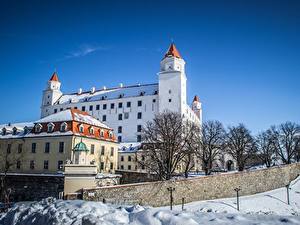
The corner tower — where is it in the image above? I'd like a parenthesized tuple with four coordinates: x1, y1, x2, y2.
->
(41, 72, 62, 117)
(158, 43, 187, 114)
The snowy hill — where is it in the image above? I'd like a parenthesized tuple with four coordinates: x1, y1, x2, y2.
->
(0, 177, 299, 225)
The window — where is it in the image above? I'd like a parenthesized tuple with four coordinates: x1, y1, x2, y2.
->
(89, 105, 93, 111)
(169, 89, 172, 94)
(110, 162, 113, 170)
(141, 155, 145, 161)
(153, 99, 156, 103)
(74, 106, 78, 109)
(128, 155, 132, 161)
(60, 108, 63, 111)
(13, 127, 17, 135)
(30, 160, 35, 170)
(79, 124, 84, 133)
(120, 165, 124, 170)
(91, 144, 95, 154)
(44, 160, 49, 170)
(137, 125, 142, 132)
(16, 161, 21, 169)
(82, 106, 86, 111)
(101, 146, 105, 155)
(118, 102, 123, 108)
(18, 144, 22, 153)
(54, 109, 58, 113)
(59, 142, 64, 153)
(89, 127, 94, 135)
(47, 123, 54, 133)
(96, 105, 100, 110)
(121, 155, 124, 161)
(118, 126, 122, 133)
(100, 162, 104, 170)
(100, 130, 104, 137)
(124, 112, 129, 119)
(32, 143, 36, 153)
(60, 122, 67, 132)
(103, 104, 107, 110)
(137, 135, 142, 142)
(108, 131, 113, 138)
(108, 103, 113, 109)
(118, 114, 123, 120)
(128, 165, 131, 170)
(7, 144, 11, 154)
(138, 100, 142, 107)
(169, 99, 172, 102)
(57, 160, 63, 170)
(35, 124, 42, 133)
(126, 102, 131, 108)
(45, 142, 50, 153)
(118, 136, 122, 142)
(142, 165, 145, 170)
(137, 112, 142, 119)
(110, 147, 114, 156)
(102, 115, 106, 122)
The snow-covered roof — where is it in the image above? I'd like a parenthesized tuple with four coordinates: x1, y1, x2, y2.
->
(0, 122, 34, 138)
(56, 83, 158, 105)
(36, 109, 110, 129)
(118, 142, 142, 153)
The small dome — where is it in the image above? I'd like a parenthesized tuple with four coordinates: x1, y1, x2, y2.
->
(73, 141, 89, 152)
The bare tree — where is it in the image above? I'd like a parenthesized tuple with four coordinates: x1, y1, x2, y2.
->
(225, 124, 256, 171)
(141, 111, 199, 180)
(256, 129, 276, 167)
(0, 140, 26, 203)
(271, 122, 300, 164)
(195, 120, 225, 175)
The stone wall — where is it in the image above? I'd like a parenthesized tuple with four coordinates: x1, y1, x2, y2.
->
(115, 170, 159, 184)
(1, 174, 64, 202)
(83, 163, 300, 207)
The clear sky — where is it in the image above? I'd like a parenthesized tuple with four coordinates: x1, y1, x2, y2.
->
(0, 0, 299, 134)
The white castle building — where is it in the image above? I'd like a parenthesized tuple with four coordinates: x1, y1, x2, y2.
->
(41, 44, 202, 143)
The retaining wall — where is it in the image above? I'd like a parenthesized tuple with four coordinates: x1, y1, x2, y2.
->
(83, 163, 300, 207)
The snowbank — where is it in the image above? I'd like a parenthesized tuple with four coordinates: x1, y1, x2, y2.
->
(1, 177, 300, 225)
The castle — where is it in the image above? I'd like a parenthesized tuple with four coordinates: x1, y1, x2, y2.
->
(40, 43, 202, 143)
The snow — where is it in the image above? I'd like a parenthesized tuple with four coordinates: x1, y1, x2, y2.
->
(35, 109, 109, 129)
(119, 142, 142, 153)
(57, 83, 158, 104)
(1, 177, 300, 225)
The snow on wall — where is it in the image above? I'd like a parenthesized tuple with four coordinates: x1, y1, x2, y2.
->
(83, 163, 300, 207)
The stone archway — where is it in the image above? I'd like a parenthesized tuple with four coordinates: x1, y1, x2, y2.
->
(226, 160, 234, 171)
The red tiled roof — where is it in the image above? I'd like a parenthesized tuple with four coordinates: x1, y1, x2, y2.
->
(49, 72, 59, 82)
(164, 43, 181, 59)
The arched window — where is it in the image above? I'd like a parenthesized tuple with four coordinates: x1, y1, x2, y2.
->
(47, 123, 55, 133)
(89, 126, 94, 135)
(100, 129, 104, 137)
(79, 124, 84, 133)
(12, 127, 17, 135)
(60, 122, 68, 132)
(35, 124, 42, 133)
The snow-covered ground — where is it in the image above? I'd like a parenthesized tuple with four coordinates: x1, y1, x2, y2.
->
(0, 177, 299, 225)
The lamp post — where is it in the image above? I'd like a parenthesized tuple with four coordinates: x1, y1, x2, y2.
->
(167, 187, 175, 210)
(234, 187, 241, 211)
(286, 183, 291, 205)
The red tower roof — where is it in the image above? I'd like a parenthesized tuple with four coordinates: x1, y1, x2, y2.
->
(164, 43, 182, 59)
(193, 95, 200, 102)
(49, 72, 59, 82)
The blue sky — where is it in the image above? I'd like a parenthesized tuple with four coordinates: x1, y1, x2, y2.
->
(0, 0, 299, 134)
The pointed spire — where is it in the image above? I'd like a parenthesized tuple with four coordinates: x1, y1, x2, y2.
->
(49, 71, 59, 82)
(164, 43, 182, 59)
(193, 95, 200, 102)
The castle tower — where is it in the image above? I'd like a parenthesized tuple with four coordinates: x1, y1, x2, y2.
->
(41, 72, 62, 116)
(158, 43, 187, 114)
(192, 95, 202, 121)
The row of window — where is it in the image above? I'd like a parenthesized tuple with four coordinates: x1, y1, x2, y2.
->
(120, 155, 145, 162)
(92, 145, 115, 156)
(117, 134, 141, 143)
(16, 160, 64, 170)
(117, 125, 142, 134)
(99, 112, 143, 122)
(119, 164, 145, 170)
(99, 162, 114, 170)
(6, 142, 64, 154)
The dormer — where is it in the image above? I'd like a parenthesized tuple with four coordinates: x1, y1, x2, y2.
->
(12, 127, 18, 135)
(89, 126, 94, 135)
(60, 122, 68, 132)
(78, 124, 84, 133)
(47, 122, 55, 133)
(35, 123, 42, 133)
(2, 127, 6, 136)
